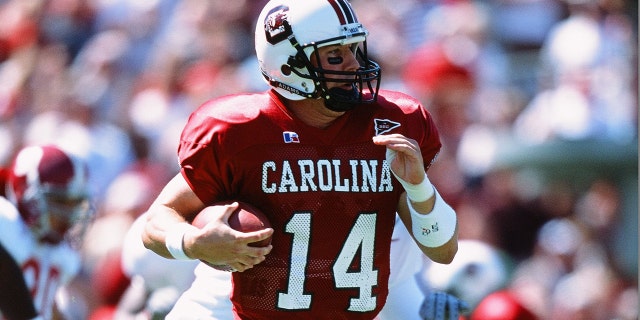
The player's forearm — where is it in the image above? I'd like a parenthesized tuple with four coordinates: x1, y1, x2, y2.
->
(388, 150, 458, 264)
(141, 207, 193, 260)
(397, 192, 458, 264)
(141, 173, 205, 260)
(415, 226, 458, 264)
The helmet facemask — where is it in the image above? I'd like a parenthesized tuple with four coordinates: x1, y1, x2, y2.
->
(19, 180, 93, 246)
(292, 40, 381, 112)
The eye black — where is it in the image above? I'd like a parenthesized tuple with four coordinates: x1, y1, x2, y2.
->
(327, 57, 343, 65)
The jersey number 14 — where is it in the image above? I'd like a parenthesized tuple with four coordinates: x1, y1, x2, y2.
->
(277, 212, 378, 312)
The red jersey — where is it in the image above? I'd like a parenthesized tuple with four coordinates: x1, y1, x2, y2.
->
(178, 89, 441, 319)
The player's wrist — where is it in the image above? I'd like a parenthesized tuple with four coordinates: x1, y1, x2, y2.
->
(386, 148, 435, 203)
(397, 172, 435, 203)
(409, 189, 456, 248)
(165, 223, 195, 260)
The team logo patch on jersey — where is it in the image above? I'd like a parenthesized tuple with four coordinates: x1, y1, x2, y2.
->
(283, 131, 300, 143)
(374, 119, 401, 135)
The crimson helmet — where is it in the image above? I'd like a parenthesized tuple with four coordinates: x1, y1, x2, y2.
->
(471, 291, 538, 320)
(6, 145, 92, 245)
(255, 0, 381, 111)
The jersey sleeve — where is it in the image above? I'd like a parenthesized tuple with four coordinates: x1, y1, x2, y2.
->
(177, 107, 230, 204)
(176, 93, 272, 204)
(389, 90, 442, 172)
(377, 89, 442, 172)
(417, 104, 442, 172)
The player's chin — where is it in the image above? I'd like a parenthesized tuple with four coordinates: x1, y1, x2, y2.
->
(333, 82, 355, 91)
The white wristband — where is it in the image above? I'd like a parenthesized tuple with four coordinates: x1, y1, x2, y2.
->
(397, 174, 435, 203)
(165, 223, 194, 260)
(386, 148, 434, 202)
(409, 189, 456, 248)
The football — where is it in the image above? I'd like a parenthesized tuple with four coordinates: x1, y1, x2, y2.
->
(191, 201, 272, 271)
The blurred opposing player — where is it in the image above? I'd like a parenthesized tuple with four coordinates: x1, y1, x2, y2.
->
(116, 212, 200, 319)
(0, 145, 93, 320)
(423, 239, 510, 310)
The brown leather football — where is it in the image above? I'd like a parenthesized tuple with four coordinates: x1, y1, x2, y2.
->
(191, 201, 272, 271)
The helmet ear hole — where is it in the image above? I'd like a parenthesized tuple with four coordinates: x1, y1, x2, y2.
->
(281, 64, 292, 76)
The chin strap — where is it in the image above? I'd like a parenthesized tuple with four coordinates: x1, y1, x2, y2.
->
(323, 86, 360, 112)
(263, 71, 361, 112)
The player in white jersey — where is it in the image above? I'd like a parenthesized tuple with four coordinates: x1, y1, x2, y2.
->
(116, 212, 200, 318)
(0, 145, 93, 320)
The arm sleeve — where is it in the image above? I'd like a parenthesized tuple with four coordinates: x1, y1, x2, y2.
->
(417, 105, 442, 172)
(0, 243, 38, 320)
(177, 110, 229, 204)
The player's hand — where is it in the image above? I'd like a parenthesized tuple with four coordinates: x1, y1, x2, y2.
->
(420, 290, 470, 320)
(184, 203, 273, 272)
(372, 133, 425, 185)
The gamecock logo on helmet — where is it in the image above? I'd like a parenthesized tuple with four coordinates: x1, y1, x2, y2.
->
(264, 5, 291, 45)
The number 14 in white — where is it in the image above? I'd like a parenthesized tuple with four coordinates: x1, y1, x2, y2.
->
(277, 212, 378, 312)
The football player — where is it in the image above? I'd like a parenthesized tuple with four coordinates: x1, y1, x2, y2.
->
(141, 0, 459, 318)
(0, 145, 93, 320)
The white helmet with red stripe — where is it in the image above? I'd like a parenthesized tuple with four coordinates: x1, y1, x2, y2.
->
(6, 144, 92, 245)
(255, 0, 381, 111)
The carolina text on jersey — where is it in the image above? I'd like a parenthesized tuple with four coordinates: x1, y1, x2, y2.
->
(261, 159, 394, 193)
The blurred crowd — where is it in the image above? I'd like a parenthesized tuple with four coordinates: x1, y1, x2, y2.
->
(0, 0, 636, 319)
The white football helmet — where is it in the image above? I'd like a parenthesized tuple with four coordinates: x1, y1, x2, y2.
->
(255, 0, 381, 111)
(424, 240, 510, 309)
(6, 145, 92, 245)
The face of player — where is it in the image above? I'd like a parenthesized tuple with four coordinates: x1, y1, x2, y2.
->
(39, 194, 90, 244)
(311, 44, 360, 91)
